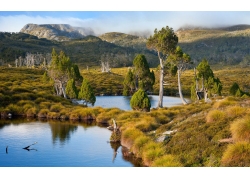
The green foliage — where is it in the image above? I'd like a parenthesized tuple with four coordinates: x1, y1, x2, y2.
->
(123, 68, 135, 96)
(133, 54, 155, 91)
(78, 79, 96, 106)
(130, 89, 151, 112)
(146, 26, 178, 55)
(123, 54, 155, 96)
(229, 82, 240, 96)
(197, 58, 214, 81)
(65, 79, 78, 99)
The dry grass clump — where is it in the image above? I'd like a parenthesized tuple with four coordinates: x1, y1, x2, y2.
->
(135, 116, 158, 132)
(121, 127, 144, 149)
(47, 112, 61, 119)
(213, 98, 236, 109)
(221, 142, 250, 167)
(96, 108, 124, 124)
(206, 109, 226, 123)
(39, 102, 52, 109)
(230, 116, 250, 142)
(141, 141, 165, 166)
(6, 104, 24, 115)
(131, 135, 151, 157)
(50, 103, 64, 112)
(152, 154, 183, 167)
(38, 108, 49, 118)
(225, 106, 246, 119)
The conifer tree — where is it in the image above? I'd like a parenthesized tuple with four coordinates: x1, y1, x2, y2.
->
(78, 79, 96, 106)
(130, 89, 151, 112)
(65, 79, 78, 99)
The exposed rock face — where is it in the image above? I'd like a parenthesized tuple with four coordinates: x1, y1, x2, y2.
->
(20, 24, 95, 41)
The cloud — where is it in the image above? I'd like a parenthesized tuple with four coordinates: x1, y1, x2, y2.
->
(1, 12, 250, 36)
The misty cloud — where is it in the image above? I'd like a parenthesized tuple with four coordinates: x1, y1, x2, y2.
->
(1, 12, 250, 36)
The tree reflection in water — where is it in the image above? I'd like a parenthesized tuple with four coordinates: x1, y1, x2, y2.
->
(49, 121, 78, 145)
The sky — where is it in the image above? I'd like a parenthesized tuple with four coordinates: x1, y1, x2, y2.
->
(1, 0, 250, 36)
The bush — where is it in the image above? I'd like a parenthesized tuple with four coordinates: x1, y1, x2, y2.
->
(221, 142, 250, 167)
(130, 89, 151, 112)
(206, 110, 226, 123)
(230, 116, 250, 142)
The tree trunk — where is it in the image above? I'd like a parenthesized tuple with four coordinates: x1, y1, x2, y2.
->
(158, 52, 164, 108)
(177, 69, 188, 105)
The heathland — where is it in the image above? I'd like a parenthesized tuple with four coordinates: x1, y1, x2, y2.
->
(1, 65, 250, 167)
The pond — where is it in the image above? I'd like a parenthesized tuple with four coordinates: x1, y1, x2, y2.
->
(79, 95, 189, 110)
(0, 119, 143, 167)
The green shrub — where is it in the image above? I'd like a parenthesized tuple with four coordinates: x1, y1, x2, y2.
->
(130, 89, 151, 112)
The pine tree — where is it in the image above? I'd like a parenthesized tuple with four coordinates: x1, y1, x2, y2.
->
(78, 79, 96, 106)
(130, 89, 151, 112)
(65, 79, 78, 99)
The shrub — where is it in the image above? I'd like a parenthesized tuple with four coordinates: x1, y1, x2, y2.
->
(206, 110, 226, 123)
(230, 116, 250, 142)
(221, 142, 250, 167)
(130, 89, 151, 112)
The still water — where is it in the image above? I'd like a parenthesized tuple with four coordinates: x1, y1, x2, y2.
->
(81, 95, 187, 110)
(0, 95, 185, 167)
(0, 119, 141, 167)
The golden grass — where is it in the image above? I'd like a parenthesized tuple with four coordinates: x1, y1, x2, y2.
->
(141, 141, 165, 167)
(221, 142, 250, 167)
(225, 106, 246, 119)
(152, 154, 183, 167)
(206, 109, 226, 123)
(230, 116, 250, 142)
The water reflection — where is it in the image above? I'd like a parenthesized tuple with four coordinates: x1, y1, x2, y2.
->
(49, 121, 78, 145)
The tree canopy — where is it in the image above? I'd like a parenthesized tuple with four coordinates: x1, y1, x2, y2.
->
(48, 48, 82, 98)
(78, 79, 96, 106)
(130, 89, 151, 112)
(146, 26, 178, 108)
(123, 54, 155, 96)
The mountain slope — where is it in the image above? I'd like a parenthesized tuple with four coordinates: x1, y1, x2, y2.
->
(177, 24, 250, 64)
(20, 24, 94, 41)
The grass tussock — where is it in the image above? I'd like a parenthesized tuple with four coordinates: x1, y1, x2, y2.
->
(213, 98, 237, 109)
(206, 110, 226, 123)
(141, 141, 165, 166)
(152, 154, 183, 167)
(121, 127, 144, 149)
(225, 106, 246, 119)
(230, 116, 250, 142)
(135, 116, 159, 132)
(131, 135, 151, 157)
(221, 142, 250, 167)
